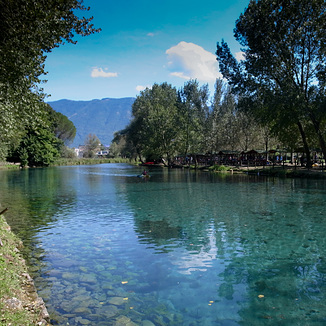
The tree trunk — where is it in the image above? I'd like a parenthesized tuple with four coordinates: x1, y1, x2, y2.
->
(309, 113, 326, 162)
(297, 121, 312, 168)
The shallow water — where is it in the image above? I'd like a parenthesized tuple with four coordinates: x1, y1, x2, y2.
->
(1, 164, 326, 325)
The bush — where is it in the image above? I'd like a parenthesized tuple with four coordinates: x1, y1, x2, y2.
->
(210, 164, 230, 172)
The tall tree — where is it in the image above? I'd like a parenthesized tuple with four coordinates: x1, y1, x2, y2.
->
(130, 83, 179, 165)
(45, 104, 76, 145)
(10, 127, 60, 167)
(177, 80, 210, 160)
(0, 0, 100, 92)
(216, 0, 326, 167)
(84, 134, 100, 158)
(0, 0, 100, 161)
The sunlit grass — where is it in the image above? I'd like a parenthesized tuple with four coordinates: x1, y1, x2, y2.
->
(52, 157, 137, 166)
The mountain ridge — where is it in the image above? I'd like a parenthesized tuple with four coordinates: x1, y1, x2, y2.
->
(48, 97, 135, 147)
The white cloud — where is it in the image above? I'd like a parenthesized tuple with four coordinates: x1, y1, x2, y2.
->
(147, 32, 155, 37)
(136, 85, 152, 92)
(170, 71, 191, 80)
(165, 41, 222, 81)
(235, 51, 245, 61)
(91, 68, 118, 78)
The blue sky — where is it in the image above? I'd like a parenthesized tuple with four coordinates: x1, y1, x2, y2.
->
(43, 0, 250, 101)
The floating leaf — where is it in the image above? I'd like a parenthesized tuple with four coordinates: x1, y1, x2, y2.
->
(258, 294, 264, 298)
(121, 281, 128, 284)
(209, 301, 214, 303)
(123, 297, 128, 300)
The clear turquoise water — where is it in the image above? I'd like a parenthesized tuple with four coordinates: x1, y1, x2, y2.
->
(1, 164, 326, 325)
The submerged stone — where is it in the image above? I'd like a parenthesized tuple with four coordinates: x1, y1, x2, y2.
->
(80, 274, 97, 284)
(62, 272, 75, 280)
(73, 306, 92, 314)
(108, 297, 126, 305)
(73, 294, 92, 302)
(96, 304, 119, 318)
(102, 282, 113, 290)
(142, 320, 156, 326)
(75, 316, 91, 325)
(114, 315, 138, 326)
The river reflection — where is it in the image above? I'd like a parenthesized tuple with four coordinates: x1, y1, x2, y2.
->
(1, 164, 326, 325)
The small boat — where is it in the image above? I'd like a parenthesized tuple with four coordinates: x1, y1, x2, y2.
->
(137, 174, 150, 178)
(138, 169, 150, 178)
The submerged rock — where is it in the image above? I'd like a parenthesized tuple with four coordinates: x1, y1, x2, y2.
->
(108, 296, 126, 305)
(95, 304, 119, 318)
(62, 272, 76, 280)
(104, 305, 119, 318)
(73, 306, 92, 314)
(75, 316, 91, 325)
(142, 320, 156, 326)
(80, 274, 97, 284)
(114, 315, 138, 326)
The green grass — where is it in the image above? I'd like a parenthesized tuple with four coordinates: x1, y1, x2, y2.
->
(0, 215, 46, 325)
(0, 162, 20, 170)
(209, 164, 231, 172)
(52, 157, 136, 166)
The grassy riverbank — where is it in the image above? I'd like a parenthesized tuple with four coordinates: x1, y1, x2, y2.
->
(0, 214, 49, 326)
(0, 157, 137, 169)
(203, 163, 326, 179)
(0, 163, 20, 170)
(51, 157, 135, 166)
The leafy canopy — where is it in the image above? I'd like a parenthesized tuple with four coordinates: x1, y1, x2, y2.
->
(0, 0, 100, 92)
(0, 0, 99, 163)
(216, 0, 326, 165)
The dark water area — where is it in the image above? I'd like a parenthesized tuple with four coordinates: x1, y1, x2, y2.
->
(1, 164, 326, 325)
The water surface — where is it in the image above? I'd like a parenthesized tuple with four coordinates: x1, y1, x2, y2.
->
(1, 164, 326, 325)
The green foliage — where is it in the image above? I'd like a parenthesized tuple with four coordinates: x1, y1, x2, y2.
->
(59, 146, 77, 159)
(45, 104, 76, 145)
(114, 79, 279, 164)
(127, 83, 180, 164)
(0, 0, 99, 165)
(110, 130, 137, 159)
(0, 0, 100, 92)
(52, 157, 132, 166)
(216, 0, 326, 167)
(209, 164, 229, 172)
(177, 80, 210, 155)
(13, 128, 60, 167)
(83, 134, 100, 158)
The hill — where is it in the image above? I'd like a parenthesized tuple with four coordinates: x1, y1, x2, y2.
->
(48, 97, 135, 147)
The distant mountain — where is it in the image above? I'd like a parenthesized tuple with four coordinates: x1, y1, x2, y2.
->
(48, 97, 135, 147)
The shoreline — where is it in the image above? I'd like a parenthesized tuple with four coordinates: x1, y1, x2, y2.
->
(0, 213, 50, 326)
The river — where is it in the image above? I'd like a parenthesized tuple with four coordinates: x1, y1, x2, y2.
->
(1, 164, 326, 325)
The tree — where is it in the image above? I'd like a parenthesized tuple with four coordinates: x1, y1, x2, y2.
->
(216, 0, 326, 167)
(45, 104, 76, 145)
(0, 0, 100, 92)
(177, 80, 210, 161)
(0, 0, 100, 161)
(111, 130, 138, 159)
(12, 127, 60, 167)
(83, 134, 100, 158)
(129, 83, 179, 165)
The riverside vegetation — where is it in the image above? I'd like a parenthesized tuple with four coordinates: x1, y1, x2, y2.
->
(0, 213, 50, 325)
